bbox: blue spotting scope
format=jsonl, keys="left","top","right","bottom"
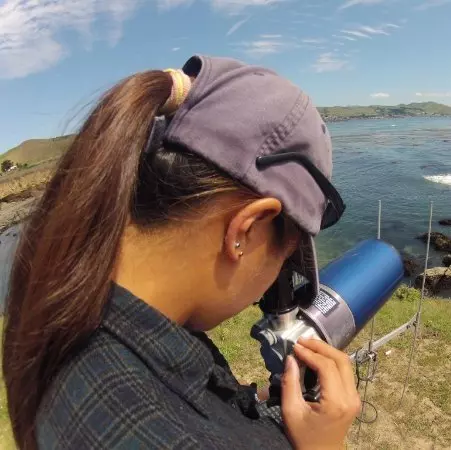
{"left": 252, "top": 239, "right": 405, "bottom": 400}
{"left": 299, "top": 239, "right": 405, "bottom": 349}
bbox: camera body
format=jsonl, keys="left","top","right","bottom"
{"left": 251, "top": 307, "right": 323, "bottom": 401}
{"left": 252, "top": 239, "right": 404, "bottom": 402}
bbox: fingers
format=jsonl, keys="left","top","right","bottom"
{"left": 292, "top": 343, "right": 343, "bottom": 401}
{"left": 281, "top": 355, "right": 307, "bottom": 420}
{"left": 297, "top": 338, "right": 356, "bottom": 395}
{"left": 281, "top": 355, "right": 303, "bottom": 405}
{"left": 295, "top": 339, "right": 361, "bottom": 415}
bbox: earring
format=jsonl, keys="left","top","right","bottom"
{"left": 235, "top": 242, "right": 241, "bottom": 248}
{"left": 239, "top": 251, "right": 244, "bottom": 257}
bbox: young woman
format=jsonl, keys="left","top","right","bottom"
{"left": 3, "top": 55, "right": 360, "bottom": 450}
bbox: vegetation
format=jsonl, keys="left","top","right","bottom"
{"left": 0, "top": 102, "right": 449, "bottom": 169}
{"left": 318, "top": 101, "right": 451, "bottom": 122}
{"left": 0, "top": 135, "right": 74, "bottom": 167}
{"left": 1, "top": 160, "right": 14, "bottom": 173}
{"left": 0, "top": 288, "right": 450, "bottom": 449}
{"left": 209, "top": 286, "right": 451, "bottom": 449}
{"left": 0, "top": 167, "right": 52, "bottom": 202}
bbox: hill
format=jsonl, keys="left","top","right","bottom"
{"left": 318, "top": 101, "right": 451, "bottom": 122}
{"left": 0, "top": 135, "right": 74, "bottom": 166}
{"left": 1, "top": 102, "right": 450, "bottom": 165}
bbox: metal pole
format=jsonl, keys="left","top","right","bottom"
{"left": 349, "top": 316, "right": 417, "bottom": 363}
{"left": 400, "top": 201, "right": 433, "bottom": 404}
{"left": 356, "top": 200, "right": 381, "bottom": 442}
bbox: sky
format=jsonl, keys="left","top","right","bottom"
{"left": 0, "top": 0, "right": 450, "bottom": 152}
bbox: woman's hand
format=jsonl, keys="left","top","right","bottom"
{"left": 281, "top": 338, "right": 361, "bottom": 450}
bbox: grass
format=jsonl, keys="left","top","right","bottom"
{"left": 0, "top": 168, "right": 52, "bottom": 202}
{"left": 210, "top": 286, "right": 451, "bottom": 449}
{"left": 0, "top": 135, "right": 73, "bottom": 167}
{"left": 318, "top": 101, "right": 451, "bottom": 120}
{"left": 1, "top": 287, "right": 450, "bottom": 450}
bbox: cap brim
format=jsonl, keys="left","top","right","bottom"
{"left": 289, "top": 233, "right": 319, "bottom": 301}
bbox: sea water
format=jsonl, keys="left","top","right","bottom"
{"left": 1, "top": 117, "right": 450, "bottom": 311}
{"left": 317, "top": 116, "right": 451, "bottom": 275}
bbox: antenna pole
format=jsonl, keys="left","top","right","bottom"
{"left": 356, "top": 200, "right": 381, "bottom": 442}
{"left": 400, "top": 201, "right": 433, "bottom": 404}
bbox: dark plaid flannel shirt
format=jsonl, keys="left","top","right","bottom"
{"left": 36, "top": 284, "right": 292, "bottom": 449}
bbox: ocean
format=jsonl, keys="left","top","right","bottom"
{"left": 1, "top": 116, "right": 450, "bottom": 311}
{"left": 316, "top": 116, "right": 451, "bottom": 275}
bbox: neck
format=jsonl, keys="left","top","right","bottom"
{"left": 112, "top": 222, "right": 220, "bottom": 325}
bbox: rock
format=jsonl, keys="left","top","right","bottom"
{"left": 0, "top": 186, "right": 44, "bottom": 204}
{"left": 443, "top": 255, "right": 451, "bottom": 267}
{"left": 439, "top": 219, "right": 451, "bottom": 226}
{"left": 416, "top": 232, "right": 451, "bottom": 252}
{"left": 414, "top": 267, "right": 451, "bottom": 295}
{"left": 400, "top": 251, "right": 421, "bottom": 277}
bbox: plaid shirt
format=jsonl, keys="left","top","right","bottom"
{"left": 36, "top": 284, "right": 292, "bottom": 449}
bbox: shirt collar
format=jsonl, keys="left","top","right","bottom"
{"left": 101, "top": 283, "right": 235, "bottom": 416}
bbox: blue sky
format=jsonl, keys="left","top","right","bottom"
{"left": 1, "top": 0, "right": 450, "bottom": 152}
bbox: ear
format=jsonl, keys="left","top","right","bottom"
{"left": 224, "top": 198, "right": 283, "bottom": 262}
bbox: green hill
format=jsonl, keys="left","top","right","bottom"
{"left": 1, "top": 102, "right": 450, "bottom": 166}
{"left": 318, "top": 101, "right": 451, "bottom": 122}
{"left": 0, "top": 135, "right": 74, "bottom": 166}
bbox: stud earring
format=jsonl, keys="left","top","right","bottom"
{"left": 239, "top": 251, "right": 244, "bottom": 257}
{"left": 235, "top": 242, "right": 241, "bottom": 248}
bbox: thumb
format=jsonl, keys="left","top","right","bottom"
{"left": 281, "top": 355, "right": 306, "bottom": 416}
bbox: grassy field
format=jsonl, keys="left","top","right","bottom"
{"left": 209, "top": 287, "right": 451, "bottom": 449}
{"left": 1, "top": 288, "right": 450, "bottom": 449}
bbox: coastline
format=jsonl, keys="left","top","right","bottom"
{"left": 322, "top": 114, "right": 451, "bottom": 123}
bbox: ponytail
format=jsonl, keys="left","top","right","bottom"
{"left": 3, "top": 71, "right": 172, "bottom": 450}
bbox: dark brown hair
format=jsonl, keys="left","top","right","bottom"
{"left": 2, "top": 71, "right": 259, "bottom": 449}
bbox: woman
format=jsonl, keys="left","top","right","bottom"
{"left": 3, "top": 55, "right": 360, "bottom": 450}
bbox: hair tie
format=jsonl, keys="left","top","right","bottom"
{"left": 159, "top": 69, "right": 192, "bottom": 116}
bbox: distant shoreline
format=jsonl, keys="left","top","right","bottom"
{"left": 322, "top": 114, "right": 451, "bottom": 123}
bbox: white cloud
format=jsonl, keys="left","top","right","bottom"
{"left": 312, "top": 52, "right": 349, "bottom": 73}
{"left": 371, "top": 92, "right": 390, "bottom": 98}
{"left": 235, "top": 38, "right": 287, "bottom": 57}
{"left": 260, "top": 34, "right": 282, "bottom": 38}
{"left": 159, "top": 0, "right": 281, "bottom": 8}
{"left": 341, "top": 29, "right": 372, "bottom": 39}
{"left": 302, "top": 38, "right": 326, "bottom": 44}
{"left": 333, "top": 34, "right": 356, "bottom": 41}
{"left": 339, "top": 0, "right": 387, "bottom": 10}
{"left": 359, "top": 26, "right": 389, "bottom": 35}
{"left": 415, "top": 92, "right": 451, "bottom": 97}
{"left": 172, "top": 47, "right": 180, "bottom": 51}
{"left": 415, "top": 0, "right": 451, "bottom": 11}
{"left": 226, "top": 17, "right": 249, "bottom": 36}
{"left": 0, "top": 0, "right": 281, "bottom": 79}
{"left": 337, "top": 23, "right": 398, "bottom": 41}
{"left": 0, "top": 0, "right": 141, "bottom": 79}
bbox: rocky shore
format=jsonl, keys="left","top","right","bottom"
{"left": 410, "top": 222, "right": 451, "bottom": 296}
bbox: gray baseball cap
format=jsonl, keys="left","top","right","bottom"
{"left": 159, "top": 55, "right": 345, "bottom": 299}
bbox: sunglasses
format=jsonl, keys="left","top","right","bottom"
{"left": 256, "top": 152, "right": 346, "bottom": 230}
